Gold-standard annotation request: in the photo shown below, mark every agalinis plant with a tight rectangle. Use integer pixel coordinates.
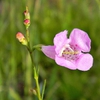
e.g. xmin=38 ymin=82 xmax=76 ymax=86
xmin=16 ymin=7 xmax=93 ymax=100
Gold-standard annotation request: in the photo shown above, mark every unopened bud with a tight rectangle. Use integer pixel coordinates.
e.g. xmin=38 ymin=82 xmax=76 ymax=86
xmin=16 ymin=32 xmax=27 ymax=46
xmin=32 ymin=89 xmax=37 ymax=95
xmin=24 ymin=7 xmax=30 ymax=19
xmin=30 ymin=88 xmax=37 ymax=95
xmin=24 ymin=19 xmax=30 ymax=26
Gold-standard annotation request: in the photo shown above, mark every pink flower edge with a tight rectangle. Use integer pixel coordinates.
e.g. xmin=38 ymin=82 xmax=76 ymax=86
xmin=42 ymin=46 xmax=56 ymax=59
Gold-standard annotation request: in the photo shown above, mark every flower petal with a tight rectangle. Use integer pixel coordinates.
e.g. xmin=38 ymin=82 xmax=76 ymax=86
xmin=77 ymin=54 xmax=93 ymax=71
xmin=55 ymin=55 xmax=77 ymax=70
xmin=42 ymin=46 xmax=56 ymax=59
xmin=70 ymin=28 xmax=91 ymax=52
xmin=54 ymin=30 xmax=68 ymax=54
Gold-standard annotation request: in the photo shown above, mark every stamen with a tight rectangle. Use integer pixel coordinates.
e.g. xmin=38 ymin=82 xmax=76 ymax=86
xmin=61 ymin=44 xmax=80 ymax=61
xmin=63 ymin=51 xmax=79 ymax=55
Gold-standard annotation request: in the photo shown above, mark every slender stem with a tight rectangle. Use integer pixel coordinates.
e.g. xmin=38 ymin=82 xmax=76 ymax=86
xmin=26 ymin=37 xmax=42 ymax=100
xmin=26 ymin=29 xmax=30 ymax=42
xmin=28 ymin=48 xmax=35 ymax=67
xmin=25 ymin=12 xmax=42 ymax=100
xmin=26 ymin=28 xmax=35 ymax=67
xmin=34 ymin=74 xmax=42 ymax=100
xmin=28 ymin=49 xmax=42 ymax=100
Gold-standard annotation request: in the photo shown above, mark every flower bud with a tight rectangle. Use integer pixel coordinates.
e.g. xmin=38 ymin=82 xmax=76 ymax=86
xmin=24 ymin=7 xmax=30 ymax=19
xmin=16 ymin=32 xmax=27 ymax=46
xmin=24 ymin=19 xmax=30 ymax=26
xmin=32 ymin=89 xmax=37 ymax=95
xmin=29 ymin=88 xmax=37 ymax=95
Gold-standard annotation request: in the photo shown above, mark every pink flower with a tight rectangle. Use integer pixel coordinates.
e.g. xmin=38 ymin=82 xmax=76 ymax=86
xmin=42 ymin=28 xmax=93 ymax=71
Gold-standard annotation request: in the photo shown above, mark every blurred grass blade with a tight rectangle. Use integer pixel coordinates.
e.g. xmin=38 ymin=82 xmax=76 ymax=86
xmin=9 ymin=88 xmax=21 ymax=100
xmin=42 ymin=79 xmax=46 ymax=100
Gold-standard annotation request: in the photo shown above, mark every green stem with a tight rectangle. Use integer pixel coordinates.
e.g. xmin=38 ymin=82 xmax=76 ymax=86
xmin=26 ymin=29 xmax=30 ymax=42
xmin=25 ymin=18 xmax=42 ymax=100
xmin=26 ymin=40 xmax=42 ymax=100
xmin=36 ymin=79 xmax=42 ymax=100
xmin=34 ymin=71 xmax=42 ymax=100
xmin=27 ymin=45 xmax=42 ymax=100
xmin=28 ymin=48 xmax=35 ymax=67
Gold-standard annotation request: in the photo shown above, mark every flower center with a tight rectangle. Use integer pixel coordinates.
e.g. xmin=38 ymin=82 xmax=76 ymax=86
xmin=61 ymin=44 xmax=80 ymax=61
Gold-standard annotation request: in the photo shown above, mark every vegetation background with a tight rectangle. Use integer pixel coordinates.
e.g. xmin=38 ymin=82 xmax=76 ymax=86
xmin=0 ymin=0 xmax=100 ymax=100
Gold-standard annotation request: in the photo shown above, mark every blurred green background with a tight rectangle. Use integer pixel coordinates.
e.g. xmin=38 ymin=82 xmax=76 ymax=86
xmin=0 ymin=0 xmax=100 ymax=100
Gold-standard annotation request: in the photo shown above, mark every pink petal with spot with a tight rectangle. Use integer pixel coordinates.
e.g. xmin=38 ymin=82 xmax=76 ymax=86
xmin=55 ymin=55 xmax=77 ymax=70
xmin=70 ymin=28 xmax=91 ymax=52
